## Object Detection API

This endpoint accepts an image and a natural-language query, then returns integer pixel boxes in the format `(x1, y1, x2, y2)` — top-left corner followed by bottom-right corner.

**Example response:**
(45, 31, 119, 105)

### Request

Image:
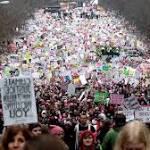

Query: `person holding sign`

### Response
(2, 125, 32, 150)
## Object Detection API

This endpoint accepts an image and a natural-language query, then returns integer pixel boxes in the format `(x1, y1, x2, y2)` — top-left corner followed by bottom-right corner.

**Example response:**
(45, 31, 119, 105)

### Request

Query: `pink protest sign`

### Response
(110, 94, 124, 105)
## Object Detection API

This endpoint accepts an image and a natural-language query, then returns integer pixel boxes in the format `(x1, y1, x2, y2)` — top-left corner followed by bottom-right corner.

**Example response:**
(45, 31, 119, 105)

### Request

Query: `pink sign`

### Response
(110, 94, 124, 105)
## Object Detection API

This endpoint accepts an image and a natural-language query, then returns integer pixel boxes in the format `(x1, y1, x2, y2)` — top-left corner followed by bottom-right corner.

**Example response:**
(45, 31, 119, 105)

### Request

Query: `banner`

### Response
(1, 77, 38, 126)
(110, 94, 124, 105)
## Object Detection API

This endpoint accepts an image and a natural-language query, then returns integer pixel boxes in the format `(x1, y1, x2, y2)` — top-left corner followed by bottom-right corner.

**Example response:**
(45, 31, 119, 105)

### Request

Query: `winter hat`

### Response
(49, 125, 64, 136)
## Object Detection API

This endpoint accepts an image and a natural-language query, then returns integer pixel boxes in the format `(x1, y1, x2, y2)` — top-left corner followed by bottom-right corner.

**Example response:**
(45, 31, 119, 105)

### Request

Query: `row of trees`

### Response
(0, 0, 58, 41)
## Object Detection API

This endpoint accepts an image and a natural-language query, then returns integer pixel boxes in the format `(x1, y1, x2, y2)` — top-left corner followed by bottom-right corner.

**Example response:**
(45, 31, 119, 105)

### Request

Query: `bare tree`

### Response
(98, 0, 150, 39)
(0, 0, 59, 42)
(0, 0, 33, 41)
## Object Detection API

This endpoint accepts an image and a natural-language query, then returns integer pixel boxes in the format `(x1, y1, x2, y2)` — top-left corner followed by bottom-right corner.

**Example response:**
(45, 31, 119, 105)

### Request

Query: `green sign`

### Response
(94, 91, 109, 104)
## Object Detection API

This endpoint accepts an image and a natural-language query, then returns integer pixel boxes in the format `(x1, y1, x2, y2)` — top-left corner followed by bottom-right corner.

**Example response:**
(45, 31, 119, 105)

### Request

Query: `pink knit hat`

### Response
(49, 125, 64, 135)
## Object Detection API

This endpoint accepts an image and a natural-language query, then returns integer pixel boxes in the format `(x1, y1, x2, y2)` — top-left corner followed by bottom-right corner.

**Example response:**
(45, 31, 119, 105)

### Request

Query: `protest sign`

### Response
(73, 76, 80, 85)
(67, 82, 76, 97)
(102, 65, 111, 72)
(25, 51, 32, 64)
(123, 110, 135, 122)
(135, 107, 150, 123)
(141, 106, 150, 111)
(110, 94, 124, 105)
(124, 96, 141, 110)
(79, 75, 87, 85)
(64, 75, 72, 82)
(94, 91, 108, 104)
(3, 67, 11, 77)
(1, 77, 38, 126)
(8, 54, 19, 64)
(94, 91, 101, 103)
(123, 67, 136, 77)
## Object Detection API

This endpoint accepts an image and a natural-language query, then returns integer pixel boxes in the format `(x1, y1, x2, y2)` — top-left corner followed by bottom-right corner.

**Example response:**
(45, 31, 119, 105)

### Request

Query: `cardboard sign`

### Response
(124, 96, 141, 110)
(110, 94, 124, 105)
(135, 108, 150, 123)
(8, 54, 19, 64)
(141, 106, 150, 111)
(1, 77, 38, 126)
(123, 110, 135, 122)
(3, 67, 11, 77)
(94, 91, 108, 104)
(67, 83, 76, 97)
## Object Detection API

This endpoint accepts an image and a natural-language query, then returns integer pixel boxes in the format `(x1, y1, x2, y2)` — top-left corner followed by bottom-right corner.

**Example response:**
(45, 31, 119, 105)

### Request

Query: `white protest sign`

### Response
(32, 72, 40, 79)
(67, 82, 76, 97)
(1, 77, 38, 126)
(141, 106, 150, 111)
(79, 75, 87, 85)
(20, 69, 31, 77)
(135, 107, 150, 123)
(123, 110, 135, 122)
(8, 54, 19, 64)
(124, 96, 141, 110)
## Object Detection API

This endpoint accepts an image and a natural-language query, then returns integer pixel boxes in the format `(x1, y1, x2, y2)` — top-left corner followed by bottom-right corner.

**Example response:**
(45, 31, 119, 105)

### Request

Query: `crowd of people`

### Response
(0, 118, 150, 150)
(0, 2, 150, 150)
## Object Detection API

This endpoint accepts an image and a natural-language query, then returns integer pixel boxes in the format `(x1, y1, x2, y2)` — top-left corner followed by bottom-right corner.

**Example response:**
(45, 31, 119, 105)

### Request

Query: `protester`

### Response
(79, 130, 95, 150)
(114, 120, 150, 150)
(0, 145, 3, 150)
(97, 119, 112, 145)
(2, 125, 32, 150)
(63, 121, 75, 150)
(74, 113, 96, 150)
(28, 123, 42, 137)
(40, 125, 49, 134)
(49, 125, 64, 140)
(24, 135, 68, 150)
(0, 2, 150, 150)
(102, 113, 126, 150)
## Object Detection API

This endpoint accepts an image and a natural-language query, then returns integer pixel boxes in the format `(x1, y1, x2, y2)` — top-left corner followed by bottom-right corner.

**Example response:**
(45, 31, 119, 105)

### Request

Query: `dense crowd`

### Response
(0, 2, 150, 150)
